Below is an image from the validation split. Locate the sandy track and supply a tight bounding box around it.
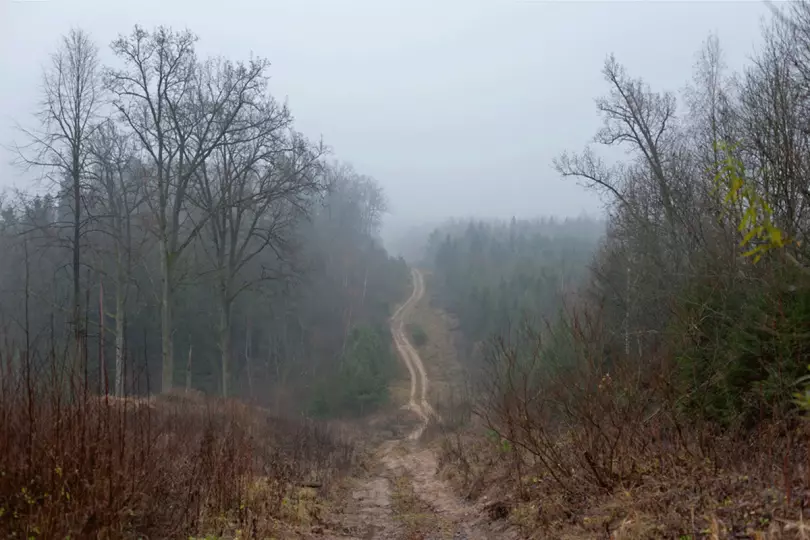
[390,268,437,439]
[321,268,512,540]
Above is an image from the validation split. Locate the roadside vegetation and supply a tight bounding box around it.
[431,3,810,537]
[0,384,355,538]
[0,24,405,538]
[10,2,810,538]
[408,323,429,348]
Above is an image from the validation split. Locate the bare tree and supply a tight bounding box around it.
[685,35,734,179]
[88,120,144,396]
[105,25,271,392]
[556,56,678,224]
[739,18,810,244]
[680,33,744,259]
[15,28,101,369]
[554,55,703,366]
[196,100,325,395]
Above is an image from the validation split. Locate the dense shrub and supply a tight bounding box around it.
[310,325,397,417]
[408,323,428,347]
[0,361,355,539]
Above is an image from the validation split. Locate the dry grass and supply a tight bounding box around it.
[434,316,810,539]
[390,471,457,539]
[0,357,356,539]
[425,299,810,539]
[439,417,810,539]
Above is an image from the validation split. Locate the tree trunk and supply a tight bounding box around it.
[73,167,82,373]
[160,242,174,393]
[361,263,368,308]
[114,308,125,397]
[114,247,126,397]
[270,320,281,415]
[624,262,631,357]
[185,340,193,392]
[99,282,106,395]
[219,296,232,398]
[245,320,253,401]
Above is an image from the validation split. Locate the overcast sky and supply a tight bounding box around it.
[0,0,771,238]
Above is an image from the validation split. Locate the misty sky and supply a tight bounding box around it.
[1,0,771,237]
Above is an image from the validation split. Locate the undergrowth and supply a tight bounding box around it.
[435,308,810,539]
[0,350,356,538]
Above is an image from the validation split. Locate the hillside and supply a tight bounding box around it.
[6,2,810,539]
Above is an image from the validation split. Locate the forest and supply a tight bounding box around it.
[0,25,409,538]
[430,2,810,536]
[423,217,603,359]
[0,27,408,415]
[6,1,810,538]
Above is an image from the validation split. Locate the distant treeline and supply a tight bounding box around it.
[423,216,604,353]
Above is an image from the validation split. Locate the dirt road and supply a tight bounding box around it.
[322,269,512,540]
[390,268,437,439]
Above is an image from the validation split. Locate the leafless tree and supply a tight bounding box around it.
[15,28,101,370]
[195,94,326,396]
[555,56,679,230]
[738,17,810,245]
[555,55,713,366]
[105,25,271,392]
[87,120,145,396]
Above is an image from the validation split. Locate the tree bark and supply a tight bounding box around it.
[114,243,126,397]
[160,242,174,393]
[73,164,82,355]
[219,296,232,398]
[245,320,253,400]
[71,167,84,384]
[185,340,193,392]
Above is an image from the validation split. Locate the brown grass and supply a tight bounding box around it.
[434,307,810,539]
[391,472,444,539]
[440,416,810,538]
[0,355,356,538]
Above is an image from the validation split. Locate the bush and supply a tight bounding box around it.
[0,363,355,539]
[408,323,428,347]
[669,263,810,427]
[310,325,396,417]
[448,303,810,538]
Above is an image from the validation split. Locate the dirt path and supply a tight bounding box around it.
[320,269,513,540]
[391,268,437,439]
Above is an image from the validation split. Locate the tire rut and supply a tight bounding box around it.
[321,268,512,540]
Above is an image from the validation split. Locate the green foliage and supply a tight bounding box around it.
[713,144,792,262]
[793,367,810,412]
[426,217,603,351]
[669,143,810,425]
[310,325,396,417]
[673,273,779,424]
[407,323,428,347]
[484,428,513,453]
[673,268,810,426]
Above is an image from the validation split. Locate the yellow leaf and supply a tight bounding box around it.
[771,229,783,246]
[742,245,765,260]
[740,227,759,247]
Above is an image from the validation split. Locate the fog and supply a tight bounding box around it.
[1,0,769,240]
[4,4,810,535]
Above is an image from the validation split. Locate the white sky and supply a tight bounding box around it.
[0,0,772,237]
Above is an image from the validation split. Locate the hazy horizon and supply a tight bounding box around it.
[2,0,771,241]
